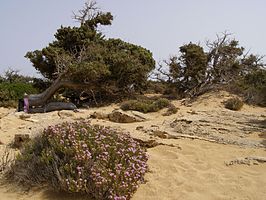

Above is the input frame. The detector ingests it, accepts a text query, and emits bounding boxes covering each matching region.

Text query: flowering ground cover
[8,120,148,200]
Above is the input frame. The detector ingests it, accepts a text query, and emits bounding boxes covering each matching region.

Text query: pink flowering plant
[8,120,148,200]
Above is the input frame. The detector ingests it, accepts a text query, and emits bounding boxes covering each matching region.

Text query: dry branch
[72,0,99,25]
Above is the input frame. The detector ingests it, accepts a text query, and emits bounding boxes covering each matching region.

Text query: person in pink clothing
[23,93,29,113]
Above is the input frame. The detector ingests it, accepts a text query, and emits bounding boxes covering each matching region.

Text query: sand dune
[0,91,265,200]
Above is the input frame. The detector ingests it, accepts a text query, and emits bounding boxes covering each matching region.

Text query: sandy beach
[0,91,265,200]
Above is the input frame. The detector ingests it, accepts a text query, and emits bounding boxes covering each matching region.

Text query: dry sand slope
[0,91,265,200]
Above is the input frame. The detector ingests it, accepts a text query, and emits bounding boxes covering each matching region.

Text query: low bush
[224,97,244,111]
[162,104,178,116]
[0,100,18,108]
[146,81,168,94]
[7,121,148,200]
[0,82,38,107]
[228,69,266,107]
[120,98,170,113]
[242,69,266,106]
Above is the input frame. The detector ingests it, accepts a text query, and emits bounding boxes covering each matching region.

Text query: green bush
[120,98,170,113]
[0,100,17,108]
[224,97,244,111]
[0,82,38,107]
[7,121,148,199]
[242,69,266,106]
[146,81,168,94]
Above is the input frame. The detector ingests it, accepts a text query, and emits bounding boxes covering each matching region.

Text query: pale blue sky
[0,0,265,76]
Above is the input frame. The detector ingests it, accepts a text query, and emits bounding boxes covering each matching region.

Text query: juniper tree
[161,32,264,96]
[25,1,155,107]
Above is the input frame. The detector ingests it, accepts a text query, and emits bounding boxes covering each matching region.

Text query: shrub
[162,103,178,116]
[0,100,17,108]
[120,98,170,113]
[7,121,148,200]
[242,69,266,106]
[224,97,244,111]
[0,82,38,107]
[146,81,168,94]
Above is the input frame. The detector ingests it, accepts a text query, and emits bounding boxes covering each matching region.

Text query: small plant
[162,103,178,116]
[6,121,148,200]
[120,98,170,113]
[225,97,244,111]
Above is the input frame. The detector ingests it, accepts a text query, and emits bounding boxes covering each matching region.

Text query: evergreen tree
[25,1,155,107]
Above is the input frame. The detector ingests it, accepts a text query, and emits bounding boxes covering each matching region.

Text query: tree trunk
[28,77,91,107]
[28,76,63,107]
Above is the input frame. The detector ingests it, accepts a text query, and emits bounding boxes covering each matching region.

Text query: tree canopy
[25,1,155,98]
[158,32,265,96]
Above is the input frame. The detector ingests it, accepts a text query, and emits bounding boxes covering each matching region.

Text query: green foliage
[8,121,148,199]
[162,104,178,116]
[224,97,244,111]
[25,6,155,96]
[160,33,265,102]
[208,39,245,82]
[31,78,51,91]
[120,98,170,113]
[169,43,207,91]
[106,39,155,91]
[243,69,266,89]
[0,82,38,107]
[179,43,208,83]
[146,81,168,94]
[0,100,17,108]
[0,69,44,107]
[239,69,266,106]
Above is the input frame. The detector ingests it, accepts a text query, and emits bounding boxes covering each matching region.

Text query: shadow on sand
[248,118,266,149]
[41,189,94,200]
[0,181,94,200]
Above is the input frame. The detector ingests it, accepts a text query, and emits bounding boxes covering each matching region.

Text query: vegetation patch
[241,69,266,106]
[162,104,178,116]
[6,121,148,199]
[120,98,170,113]
[224,97,244,111]
[0,82,38,108]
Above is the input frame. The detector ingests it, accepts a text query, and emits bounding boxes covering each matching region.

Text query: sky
[0,0,265,77]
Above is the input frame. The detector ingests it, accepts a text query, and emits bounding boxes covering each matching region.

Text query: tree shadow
[247,119,266,129]
[258,131,266,149]
[41,189,93,200]
[247,119,266,148]
[0,181,93,200]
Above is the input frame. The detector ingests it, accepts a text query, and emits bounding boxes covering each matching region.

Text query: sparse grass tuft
[225,97,244,111]
[162,104,178,116]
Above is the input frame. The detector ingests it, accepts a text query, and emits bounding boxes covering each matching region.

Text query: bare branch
[152,61,173,82]
[53,44,91,77]
[72,0,99,25]
[54,53,74,76]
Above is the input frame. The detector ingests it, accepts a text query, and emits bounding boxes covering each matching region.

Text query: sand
[0,91,265,200]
